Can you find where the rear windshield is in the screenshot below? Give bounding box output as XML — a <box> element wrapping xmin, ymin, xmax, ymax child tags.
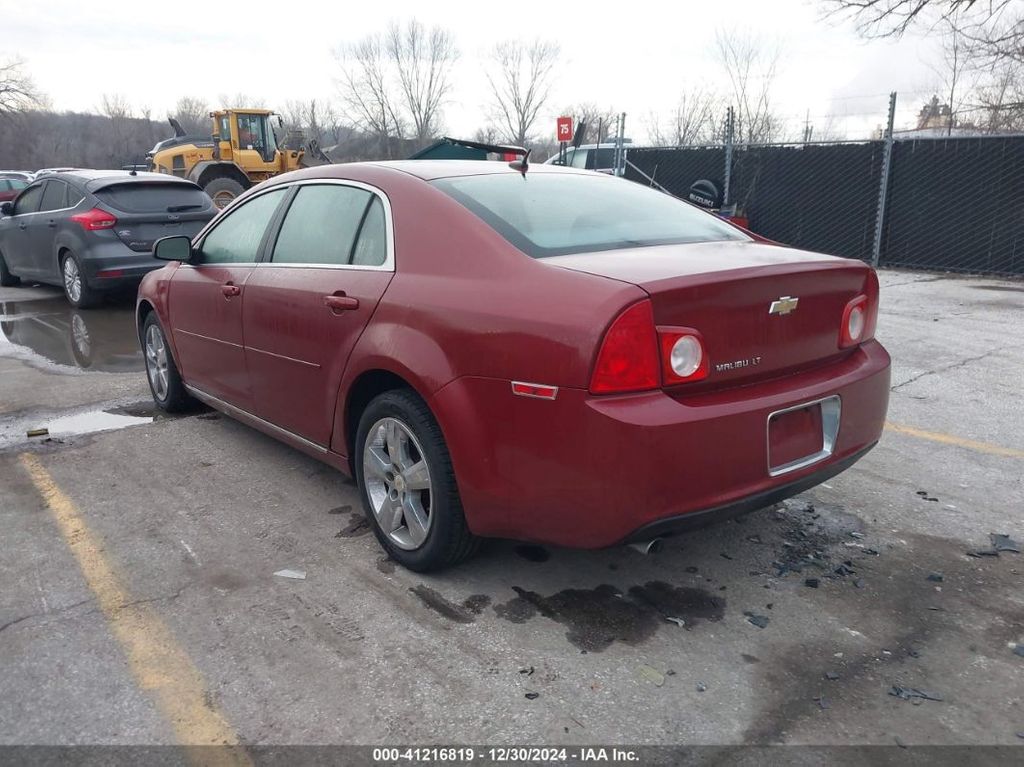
<box><xmin>431</xmin><ymin>172</ymin><xmax>747</xmax><ymax>258</ymax></box>
<box><xmin>95</xmin><ymin>183</ymin><xmax>210</xmax><ymax>213</ymax></box>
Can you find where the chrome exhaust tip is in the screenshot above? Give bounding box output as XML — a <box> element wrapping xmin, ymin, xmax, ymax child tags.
<box><xmin>626</xmin><ymin>538</ymin><xmax>663</xmax><ymax>555</ymax></box>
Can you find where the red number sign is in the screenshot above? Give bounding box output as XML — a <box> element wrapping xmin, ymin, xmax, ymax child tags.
<box><xmin>556</xmin><ymin>116</ymin><xmax>573</xmax><ymax>143</ymax></box>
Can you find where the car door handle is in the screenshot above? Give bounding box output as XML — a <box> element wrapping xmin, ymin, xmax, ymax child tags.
<box><xmin>221</xmin><ymin>283</ymin><xmax>241</xmax><ymax>298</ymax></box>
<box><xmin>17</xmin><ymin>222</ymin><xmax>26</xmax><ymax>230</ymax></box>
<box><xmin>323</xmin><ymin>293</ymin><xmax>359</xmax><ymax>313</ymax></box>
<box><xmin>47</xmin><ymin>220</ymin><xmax>56</xmax><ymax>228</ymax></box>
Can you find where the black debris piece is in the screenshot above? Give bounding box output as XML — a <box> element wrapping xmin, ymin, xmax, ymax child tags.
<box><xmin>835</xmin><ymin>563</ymin><xmax>856</xmax><ymax>577</ymax></box>
<box><xmin>927</xmin><ymin>606</ymin><xmax>945</xmax><ymax>612</ymax></box>
<box><xmin>925</xmin><ymin>573</ymin><xmax>944</xmax><ymax>582</ymax></box>
<box><xmin>524</xmin><ymin>692</ymin><xmax>540</xmax><ymax>700</ymax></box>
<box><xmin>666</xmin><ymin>669</ymin><xmax>677</xmax><ymax>676</ymax></box>
<box><xmin>720</xmin><ymin>552</ymin><xmax>734</xmax><ymax>561</ymax></box>
<box><xmin>967</xmin><ymin>548</ymin><xmax>1000</xmax><ymax>558</ymax></box>
<box><xmin>519</xmin><ymin>666</ymin><xmax>535</xmax><ymax>676</ymax></box>
<box><xmin>990</xmin><ymin>533</ymin><xmax>1021</xmax><ymax>553</ymax></box>
<box><xmin>805</xmin><ymin>578</ymin><xmax>820</xmax><ymax>589</ymax></box>
<box><xmin>1013</xmin><ymin>645</ymin><xmax>1024</xmax><ymax>658</ymax></box>
<box><xmin>916</xmin><ymin>491</ymin><xmax>939</xmax><ymax>502</ymax></box>
<box><xmin>889</xmin><ymin>685</ymin><xmax>943</xmax><ymax>702</ymax></box>
<box><xmin>907</xmin><ymin>648</ymin><xmax>921</xmax><ymax>658</ymax></box>
<box><xmin>744</xmin><ymin>611</ymin><xmax>770</xmax><ymax>629</ymax></box>
<box><xmin>696</xmin><ymin>682</ymin><xmax>707</xmax><ymax>692</ymax></box>
<box><xmin>863</xmin><ymin>548</ymin><xmax>880</xmax><ymax>556</ymax></box>
<box><xmin>825</xmin><ymin>671</ymin><xmax>840</xmax><ymax>681</ymax></box>
<box><xmin>766</xmin><ymin>603</ymin><xmax>774</xmax><ymax>610</ymax></box>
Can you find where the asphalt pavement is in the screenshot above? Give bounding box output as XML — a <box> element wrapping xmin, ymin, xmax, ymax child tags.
<box><xmin>0</xmin><ymin>271</ymin><xmax>1022</xmax><ymax>750</ymax></box>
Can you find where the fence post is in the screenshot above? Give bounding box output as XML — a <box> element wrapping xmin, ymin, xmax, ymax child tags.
<box><xmin>871</xmin><ymin>92</ymin><xmax>897</xmax><ymax>267</ymax></box>
<box><xmin>723</xmin><ymin>106</ymin><xmax>735</xmax><ymax>206</ymax></box>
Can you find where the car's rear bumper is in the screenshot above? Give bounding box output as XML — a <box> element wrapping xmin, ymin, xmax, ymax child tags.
<box><xmin>80</xmin><ymin>242</ymin><xmax>163</xmax><ymax>288</ymax></box>
<box><xmin>431</xmin><ymin>339</ymin><xmax>890</xmax><ymax>548</ymax></box>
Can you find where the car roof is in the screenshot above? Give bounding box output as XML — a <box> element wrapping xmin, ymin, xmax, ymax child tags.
<box><xmin>46</xmin><ymin>170</ymin><xmax>200</xmax><ymax>192</ymax></box>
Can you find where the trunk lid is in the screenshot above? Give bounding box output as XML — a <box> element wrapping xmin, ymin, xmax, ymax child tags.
<box><xmin>548</xmin><ymin>241</ymin><xmax>876</xmax><ymax>387</ymax></box>
<box><xmin>95</xmin><ymin>182</ymin><xmax>215</xmax><ymax>253</ymax></box>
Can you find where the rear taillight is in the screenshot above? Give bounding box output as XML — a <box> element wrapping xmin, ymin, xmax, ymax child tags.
<box><xmin>71</xmin><ymin>207</ymin><xmax>117</xmax><ymax>231</ymax></box>
<box><xmin>659</xmin><ymin>328</ymin><xmax>709</xmax><ymax>384</ymax></box>
<box><xmin>589</xmin><ymin>300</ymin><xmax>660</xmax><ymax>394</ymax></box>
<box><xmin>840</xmin><ymin>295</ymin><xmax>873</xmax><ymax>347</ymax></box>
<box><xmin>840</xmin><ymin>271</ymin><xmax>879</xmax><ymax>348</ymax></box>
<box><xmin>590</xmin><ymin>301</ymin><xmax>710</xmax><ymax>394</ymax></box>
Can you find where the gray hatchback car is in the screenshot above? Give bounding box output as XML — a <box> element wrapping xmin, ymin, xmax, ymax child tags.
<box><xmin>0</xmin><ymin>171</ymin><xmax>216</xmax><ymax>307</ymax></box>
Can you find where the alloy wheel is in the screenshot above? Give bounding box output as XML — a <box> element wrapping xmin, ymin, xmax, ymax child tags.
<box><xmin>144</xmin><ymin>323</ymin><xmax>169</xmax><ymax>401</ymax></box>
<box><xmin>363</xmin><ymin>417</ymin><xmax>433</xmax><ymax>550</ymax></box>
<box><xmin>63</xmin><ymin>257</ymin><xmax>81</xmax><ymax>303</ymax></box>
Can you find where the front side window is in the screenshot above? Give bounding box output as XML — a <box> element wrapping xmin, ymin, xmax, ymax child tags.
<box><xmin>432</xmin><ymin>172</ymin><xmax>748</xmax><ymax>259</ymax></box>
<box><xmin>12</xmin><ymin>183</ymin><xmax>44</xmax><ymax>215</ymax></box>
<box><xmin>197</xmin><ymin>188</ymin><xmax>286</xmax><ymax>265</ymax></box>
<box><xmin>271</xmin><ymin>185</ymin><xmax>382</xmax><ymax>266</ymax></box>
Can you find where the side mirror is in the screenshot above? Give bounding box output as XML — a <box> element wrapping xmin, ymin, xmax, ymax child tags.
<box><xmin>0</xmin><ymin>202</ymin><xmax>12</xmax><ymax>216</ymax></box>
<box><xmin>153</xmin><ymin>235</ymin><xmax>192</xmax><ymax>262</ymax></box>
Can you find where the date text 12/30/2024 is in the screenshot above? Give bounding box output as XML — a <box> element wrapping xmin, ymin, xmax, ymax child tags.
<box><xmin>371</xmin><ymin>747</ymin><xmax>640</xmax><ymax>762</ymax></box>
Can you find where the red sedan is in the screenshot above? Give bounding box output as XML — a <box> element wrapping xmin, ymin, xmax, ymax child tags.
<box><xmin>138</xmin><ymin>161</ymin><xmax>890</xmax><ymax>571</ymax></box>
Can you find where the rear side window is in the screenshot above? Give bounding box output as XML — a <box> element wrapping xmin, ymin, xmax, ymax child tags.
<box><xmin>13</xmin><ymin>184</ymin><xmax>44</xmax><ymax>215</ymax></box>
<box><xmin>198</xmin><ymin>188</ymin><xmax>286</xmax><ymax>264</ymax></box>
<box><xmin>11</xmin><ymin>180</ymin><xmax>28</xmax><ymax>191</ymax></box>
<box><xmin>39</xmin><ymin>180</ymin><xmax>67</xmax><ymax>212</ymax></box>
<box><xmin>66</xmin><ymin>185</ymin><xmax>84</xmax><ymax>207</ymax></box>
<box><xmin>351</xmin><ymin>198</ymin><xmax>387</xmax><ymax>266</ymax></box>
<box><xmin>271</xmin><ymin>185</ymin><xmax>377</xmax><ymax>266</ymax></box>
<box><xmin>432</xmin><ymin>173</ymin><xmax>748</xmax><ymax>259</ymax></box>
<box><xmin>95</xmin><ymin>183</ymin><xmax>210</xmax><ymax>213</ymax></box>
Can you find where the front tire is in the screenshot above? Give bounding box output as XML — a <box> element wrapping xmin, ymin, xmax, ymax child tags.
<box><xmin>0</xmin><ymin>251</ymin><xmax>20</xmax><ymax>287</ymax></box>
<box><xmin>142</xmin><ymin>313</ymin><xmax>193</xmax><ymax>412</ymax></box>
<box><xmin>355</xmin><ymin>389</ymin><xmax>479</xmax><ymax>572</ymax></box>
<box><xmin>203</xmin><ymin>177</ymin><xmax>246</xmax><ymax>210</ymax></box>
<box><xmin>61</xmin><ymin>251</ymin><xmax>101</xmax><ymax>309</ymax></box>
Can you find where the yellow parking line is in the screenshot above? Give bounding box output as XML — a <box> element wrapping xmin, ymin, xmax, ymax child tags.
<box><xmin>884</xmin><ymin>422</ymin><xmax>1024</xmax><ymax>459</ymax></box>
<box><xmin>19</xmin><ymin>453</ymin><xmax>251</xmax><ymax>765</ymax></box>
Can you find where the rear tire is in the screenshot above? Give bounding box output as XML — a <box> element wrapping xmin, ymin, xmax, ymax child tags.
<box><xmin>61</xmin><ymin>251</ymin><xmax>101</xmax><ymax>309</ymax></box>
<box><xmin>142</xmin><ymin>313</ymin><xmax>193</xmax><ymax>413</ymax></box>
<box><xmin>203</xmin><ymin>177</ymin><xmax>246</xmax><ymax>210</ymax></box>
<box><xmin>355</xmin><ymin>389</ymin><xmax>479</xmax><ymax>572</ymax></box>
<box><xmin>0</xmin><ymin>251</ymin><xmax>20</xmax><ymax>287</ymax></box>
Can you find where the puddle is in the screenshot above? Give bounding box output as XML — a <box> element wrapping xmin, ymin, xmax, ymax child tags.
<box><xmin>0</xmin><ymin>404</ymin><xmax>154</xmax><ymax>450</ymax></box>
<box><xmin>0</xmin><ymin>296</ymin><xmax>143</xmax><ymax>373</ymax></box>
<box><xmin>44</xmin><ymin>410</ymin><xmax>153</xmax><ymax>437</ymax></box>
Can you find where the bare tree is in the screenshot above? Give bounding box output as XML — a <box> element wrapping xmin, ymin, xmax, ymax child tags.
<box><xmin>217</xmin><ymin>93</ymin><xmax>266</xmax><ymax>109</ymax></box>
<box><xmin>714</xmin><ymin>29</ymin><xmax>785</xmax><ymax>144</ymax></box>
<box><xmin>822</xmin><ymin>1</ymin><xmax>1024</xmax><ymax>64</ymax></box>
<box><xmin>558</xmin><ymin>102</ymin><xmax>618</xmax><ymax>143</ymax></box>
<box><xmin>643</xmin><ymin>88</ymin><xmax>722</xmax><ymax>145</ymax></box>
<box><xmin>337</xmin><ymin>34</ymin><xmax>406</xmax><ymax>157</ymax></box>
<box><xmin>485</xmin><ymin>39</ymin><xmax>561</xmax><ymax>146</ymax></box>
<box><xmin>0</xmin><ymin>57</ymin><xmax>42</xmax><ymax>115</ymax></box>
<box><xmin>972</xmin><ymin>57</ymin><xmax>1024</xmax><ymax>129</ymax></box>
<box><xmin>172</xmin><ymin>96</ymin><xmax>210</xmax><ymax>135</ymax></box>
<box><xmin>386</xmin><ymin>20</ymin><xmax>458</xmax><ymax>143</ymax></box>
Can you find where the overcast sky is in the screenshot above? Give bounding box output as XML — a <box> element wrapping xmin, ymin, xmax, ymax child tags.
<box><xmin>1</xmin><ymin>0</ymin><xmax>946</xmax><ymax>142</ymax></box>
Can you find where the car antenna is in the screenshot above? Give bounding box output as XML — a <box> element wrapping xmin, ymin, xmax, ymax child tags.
<box><xmin>509</xmin><ymin>148</ymin><xmax>531</xmax><ymax>177</ymax></box>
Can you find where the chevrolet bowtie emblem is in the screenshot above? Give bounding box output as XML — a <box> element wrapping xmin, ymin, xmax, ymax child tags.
<box><xmin>769</xmin><ymin>296</ymin><xmax>799</xmax><ymax>316</ymax></box>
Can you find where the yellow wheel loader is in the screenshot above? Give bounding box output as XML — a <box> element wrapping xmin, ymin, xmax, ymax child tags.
<box><xmin>147</xmin><ymin>109</ymin><xmax>331</xmax><ymax>209</ymax></box>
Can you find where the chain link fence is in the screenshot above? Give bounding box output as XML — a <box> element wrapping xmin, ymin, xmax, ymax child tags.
<box><xmin>624</xmin><ymin>134</ymin><xmax>1024</xmax><ymax>277</ymax></box>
